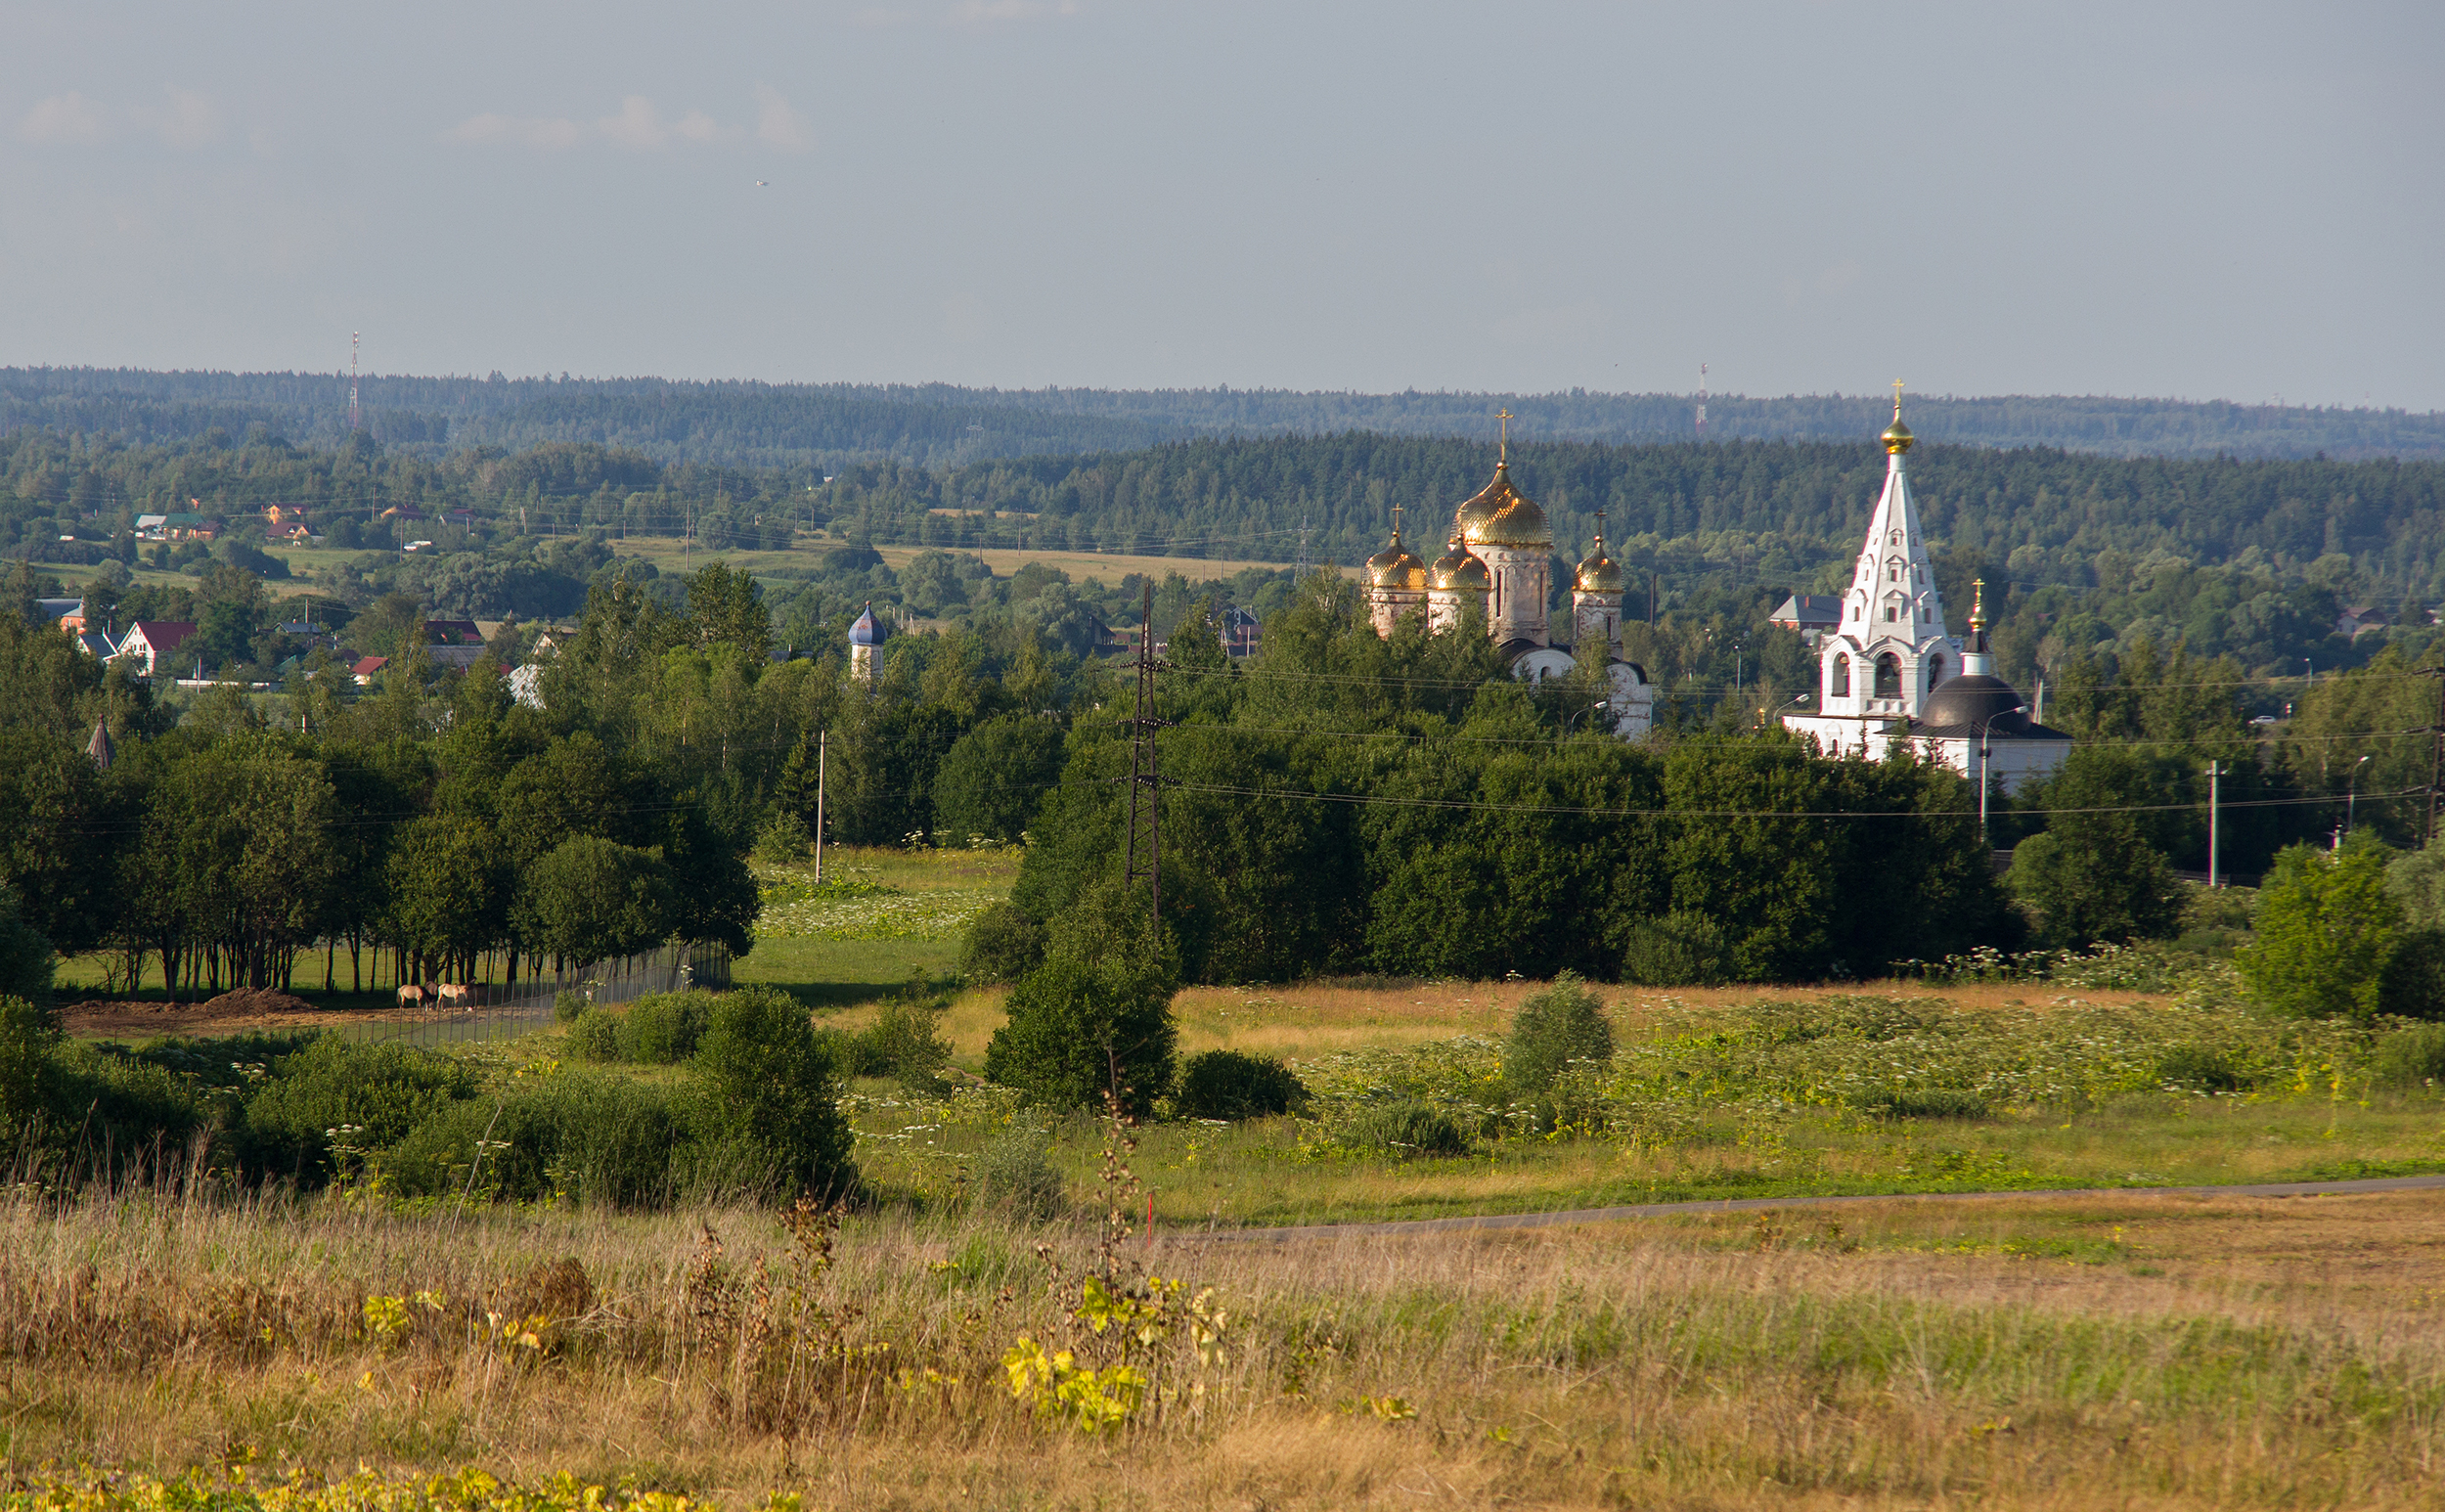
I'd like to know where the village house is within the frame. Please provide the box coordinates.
[111,621,198,676]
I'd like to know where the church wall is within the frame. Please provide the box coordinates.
[1574,592,1623,656]
[1478,545,1549,645]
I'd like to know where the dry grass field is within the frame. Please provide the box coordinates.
[612,533,1338,589]
[900,976,2174,1066]
[4,1184,2439,1510]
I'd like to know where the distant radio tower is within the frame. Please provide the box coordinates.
[1695,363,1708,435]
[348,333,361,433]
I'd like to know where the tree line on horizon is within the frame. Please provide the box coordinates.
[6,366,2441,467]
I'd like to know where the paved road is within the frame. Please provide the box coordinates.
[1185,1172,2445,1242]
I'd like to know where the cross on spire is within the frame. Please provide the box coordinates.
[1391,501,1403,540]
[1890,378,1905,419]
[1497,408,1513,462]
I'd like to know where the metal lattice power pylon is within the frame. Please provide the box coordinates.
[1121,579,1170,929]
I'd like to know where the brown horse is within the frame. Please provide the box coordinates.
[396,983,435,1010]
[436,983,480,1010]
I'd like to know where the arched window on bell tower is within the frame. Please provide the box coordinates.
[1830,652,1851,699]
[1873,653,1902,699]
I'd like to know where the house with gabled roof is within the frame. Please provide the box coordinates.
[112,621,197,675]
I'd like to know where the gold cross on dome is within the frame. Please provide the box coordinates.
[1891,378,1905,418]
[1392,501,1403,538]
[1497,409,1513,461]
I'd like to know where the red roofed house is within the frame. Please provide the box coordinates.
[352,655,390,686]
[112,621,197,676]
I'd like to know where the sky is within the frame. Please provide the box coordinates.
[2,1,2440,409]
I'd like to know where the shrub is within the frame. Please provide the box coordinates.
[1863,1089,1992,1120]
[2378,929,2445,1020]
[0,995,60,1151]
[754,809,812,864]
[1503,973,1614,1098]
[960,903,1045,985]
[567,1008,622,1061]
[2374,1023,2445,1089]
[2153,1043,2260,1093]
[0,893,54,1007]
[2385,846,2445,931]
[1622,912,1732,987]
[1347,1100,1468,1159]
[45,1044,215,1178]
[240,1037,477,1180]
[1175,1049,1308,1121]
[554,990,589,1024]
[975,1124,1065,1218]
[2239,844,2400,1020]
[849,985,953,1094]
[619,989,714,1063]
[984,956,1176,1117]
[678,987,857,1201]
[384,1071,679,1208]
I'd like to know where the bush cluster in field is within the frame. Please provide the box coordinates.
[0,988,854,1208]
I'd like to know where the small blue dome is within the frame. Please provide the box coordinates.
[849,602,888,646]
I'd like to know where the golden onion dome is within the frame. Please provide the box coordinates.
[1575,539,1623,593]
[1364,529,1428,590]
[1454,460,1553,549]
[1429,533,1491,592]
[1881,415,1914,455]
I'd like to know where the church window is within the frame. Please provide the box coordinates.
[1830,653,1850,698]
[1885,605,1897,622]
[1927,654,1944,689]
[1874,653,1902,699]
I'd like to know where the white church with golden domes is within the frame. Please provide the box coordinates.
[1361,418,1654,738]
[1781,394,2071,792]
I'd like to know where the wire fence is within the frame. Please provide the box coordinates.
[322,941,732,1049]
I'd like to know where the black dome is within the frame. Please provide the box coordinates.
[1917,673,2031,734]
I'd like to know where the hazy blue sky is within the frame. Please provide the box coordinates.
[4,1,2439,408]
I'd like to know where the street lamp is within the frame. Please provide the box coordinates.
[2344,754,2374,841]
[1564,699,1612,737]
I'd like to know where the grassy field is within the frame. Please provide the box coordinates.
[734,846,1015,1009]
[610,531,1342,589]
[4,1185,2441,1509]
[29,846,2445,1506]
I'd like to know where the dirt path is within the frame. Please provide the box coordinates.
[1191,1172,2445,1241]
[60,994,487,1039]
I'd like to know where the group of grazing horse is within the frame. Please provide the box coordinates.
[396,982,484,1011]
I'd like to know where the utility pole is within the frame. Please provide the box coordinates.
[2426,662,2444,847]
[1121,579,1169,931]
[814,729,827,883]
[2206,759,2221,888]
[1978,722,1992,844]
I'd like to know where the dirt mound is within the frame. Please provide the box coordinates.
[58,1000,164,1021]
[61,988,333,1038]
[199,987,319,1018]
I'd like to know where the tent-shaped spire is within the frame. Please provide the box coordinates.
[1840,388,1949,647]
[86,719,113,772]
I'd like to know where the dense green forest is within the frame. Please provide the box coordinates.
[7,368,2440,467]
